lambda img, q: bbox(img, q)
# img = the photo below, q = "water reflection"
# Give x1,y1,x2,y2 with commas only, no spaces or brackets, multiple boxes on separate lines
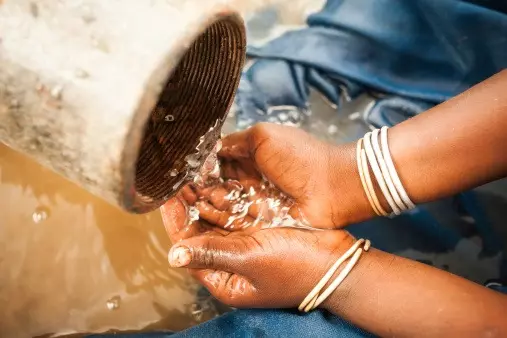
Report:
0,143,206,337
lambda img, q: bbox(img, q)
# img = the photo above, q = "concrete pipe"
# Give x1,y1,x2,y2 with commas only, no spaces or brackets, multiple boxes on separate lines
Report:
0,0,246,213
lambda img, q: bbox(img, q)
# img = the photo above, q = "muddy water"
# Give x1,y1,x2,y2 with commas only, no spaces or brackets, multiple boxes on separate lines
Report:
0,143,214,338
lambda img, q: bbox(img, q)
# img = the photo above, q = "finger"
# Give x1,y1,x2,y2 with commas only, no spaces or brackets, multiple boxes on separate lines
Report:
180,185,197,205
220,160,238,180
160,196,201,243
191,269,255,307
196,201,258,230
219,130,251,159
235,158,262,180
168,234,254,273
226,181,271,220
194,184,232,211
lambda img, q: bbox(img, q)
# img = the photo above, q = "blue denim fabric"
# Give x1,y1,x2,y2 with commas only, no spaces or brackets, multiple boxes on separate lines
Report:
173,309,373,338
88,309,372,338
237,0,507,128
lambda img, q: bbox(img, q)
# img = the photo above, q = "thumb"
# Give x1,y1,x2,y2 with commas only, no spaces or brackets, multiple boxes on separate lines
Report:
168,234,252,273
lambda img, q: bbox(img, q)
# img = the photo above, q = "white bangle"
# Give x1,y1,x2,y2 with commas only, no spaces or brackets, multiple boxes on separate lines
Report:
298,239,371,312
371,129,408,211
356,140,383,216
363,132,401,215
361,149,388,216
380,127,416,209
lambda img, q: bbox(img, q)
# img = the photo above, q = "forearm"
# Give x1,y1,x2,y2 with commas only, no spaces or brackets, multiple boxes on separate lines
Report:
323,248,507,337
331,70,507,225
390,69,507,205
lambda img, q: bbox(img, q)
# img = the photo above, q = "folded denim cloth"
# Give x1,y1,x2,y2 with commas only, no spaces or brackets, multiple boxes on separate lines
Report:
236,0,507,128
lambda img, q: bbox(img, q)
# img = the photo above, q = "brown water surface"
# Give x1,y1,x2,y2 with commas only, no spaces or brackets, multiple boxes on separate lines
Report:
0,143,209,338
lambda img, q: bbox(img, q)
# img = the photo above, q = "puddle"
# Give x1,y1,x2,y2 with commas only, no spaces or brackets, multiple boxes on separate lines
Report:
0,143,214,337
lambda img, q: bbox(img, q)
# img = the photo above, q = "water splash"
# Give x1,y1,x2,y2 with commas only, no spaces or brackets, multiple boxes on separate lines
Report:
171,118,312,230
188,206,200,222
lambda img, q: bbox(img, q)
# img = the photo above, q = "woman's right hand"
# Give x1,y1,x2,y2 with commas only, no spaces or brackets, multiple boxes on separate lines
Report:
211,123,376,229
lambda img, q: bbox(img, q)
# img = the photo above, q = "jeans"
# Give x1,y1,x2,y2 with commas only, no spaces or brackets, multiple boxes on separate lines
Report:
88,310,372,338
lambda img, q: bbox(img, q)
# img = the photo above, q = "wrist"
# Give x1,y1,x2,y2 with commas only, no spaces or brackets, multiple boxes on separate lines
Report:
320,246,381,315
328,142,379,227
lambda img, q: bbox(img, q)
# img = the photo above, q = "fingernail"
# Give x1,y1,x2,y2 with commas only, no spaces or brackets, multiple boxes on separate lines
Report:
168,246,191,267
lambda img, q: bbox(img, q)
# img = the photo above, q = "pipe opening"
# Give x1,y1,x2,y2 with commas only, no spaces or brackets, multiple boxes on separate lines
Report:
134,15,245,203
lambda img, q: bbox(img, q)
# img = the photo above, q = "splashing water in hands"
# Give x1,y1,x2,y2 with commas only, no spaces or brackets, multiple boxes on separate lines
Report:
170,122,358,232
181,139,313,231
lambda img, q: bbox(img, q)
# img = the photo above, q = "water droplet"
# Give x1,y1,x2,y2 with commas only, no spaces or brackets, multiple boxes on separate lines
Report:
106,295,121,310
185,155,200,168
165,114,175,122
231,204,243,214
32,206,50,223
169,169,178,177
50,85,63,99
188,206,199,222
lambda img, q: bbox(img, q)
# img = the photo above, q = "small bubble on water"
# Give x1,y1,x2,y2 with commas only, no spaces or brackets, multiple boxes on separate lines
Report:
50,85,63,99
106,295,121,310
32,206,50,223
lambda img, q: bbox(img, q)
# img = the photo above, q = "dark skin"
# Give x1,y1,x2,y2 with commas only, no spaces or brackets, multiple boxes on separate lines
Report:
161,70,507,337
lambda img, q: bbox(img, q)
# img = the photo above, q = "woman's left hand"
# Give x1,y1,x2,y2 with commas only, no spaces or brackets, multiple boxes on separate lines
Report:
160,191,354,309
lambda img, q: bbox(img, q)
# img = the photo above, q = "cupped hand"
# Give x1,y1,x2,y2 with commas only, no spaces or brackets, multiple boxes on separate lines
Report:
160,192,355,309
216,123,372,229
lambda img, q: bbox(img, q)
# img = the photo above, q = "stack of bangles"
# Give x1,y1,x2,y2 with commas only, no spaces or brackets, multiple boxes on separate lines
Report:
299,127,415,312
